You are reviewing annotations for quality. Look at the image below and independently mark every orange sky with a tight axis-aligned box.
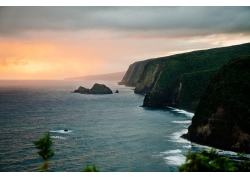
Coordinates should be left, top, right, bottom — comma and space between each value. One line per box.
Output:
1, 7, 250, 80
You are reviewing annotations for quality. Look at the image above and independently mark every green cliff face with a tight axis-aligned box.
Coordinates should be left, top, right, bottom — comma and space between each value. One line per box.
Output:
186, 55, 250, 153
142, 42, 250, 111
134, 59, 165, 94
118, 59, 151, 87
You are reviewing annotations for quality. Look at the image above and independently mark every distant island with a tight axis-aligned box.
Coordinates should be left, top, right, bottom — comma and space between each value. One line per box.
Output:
74, 83, 113, 94
64, 71, 126, 81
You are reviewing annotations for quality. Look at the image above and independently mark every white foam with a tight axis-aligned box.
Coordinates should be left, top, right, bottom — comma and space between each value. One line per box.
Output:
160, 149, 182, 155
171, 120, 191, 124
167, 106, 194, 118
50, 130, 72, 134
164, 154, 186, 166
167, 129, 191, 144
183, 145, 192, 149
51, 136, 66, 139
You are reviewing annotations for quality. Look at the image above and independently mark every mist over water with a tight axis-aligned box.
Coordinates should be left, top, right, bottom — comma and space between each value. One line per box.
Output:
0, 80, 244, 172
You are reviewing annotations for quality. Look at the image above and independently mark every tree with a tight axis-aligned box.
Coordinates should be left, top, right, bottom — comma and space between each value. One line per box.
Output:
179, 148, 250, 172
33, 132, 54, 172
82, 164, 99, 172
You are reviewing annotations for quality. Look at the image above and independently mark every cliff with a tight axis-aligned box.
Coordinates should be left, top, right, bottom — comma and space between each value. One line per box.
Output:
118, 59, 152, 87
185, 55, 250, 153
134, 58, 165, 94
140, 42, 250, 111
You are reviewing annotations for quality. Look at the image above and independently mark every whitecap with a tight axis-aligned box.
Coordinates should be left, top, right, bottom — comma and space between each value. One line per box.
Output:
160, 149, 182, 155
51, 136, 66, 139
171, 120, 191, 124
166, 129, 191, 144
163, 154, 186, 166
183, 145, 192, 149
166, 106, 194, 118
50, 130, 72, 134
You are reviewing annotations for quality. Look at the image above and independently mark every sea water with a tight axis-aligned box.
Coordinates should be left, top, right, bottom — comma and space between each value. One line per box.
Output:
0, 80, 245, 172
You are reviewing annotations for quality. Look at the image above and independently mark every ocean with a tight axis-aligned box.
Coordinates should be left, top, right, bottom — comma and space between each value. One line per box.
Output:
0, 80, 243, 172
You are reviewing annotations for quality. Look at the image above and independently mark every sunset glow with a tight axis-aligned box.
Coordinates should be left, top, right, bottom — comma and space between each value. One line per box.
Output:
1, 6, 250, 80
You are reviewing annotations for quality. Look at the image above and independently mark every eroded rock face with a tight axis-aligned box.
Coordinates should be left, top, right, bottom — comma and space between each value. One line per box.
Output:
185, 55, 250, 153
189, 106, 250, 153
74, 83, 113, 94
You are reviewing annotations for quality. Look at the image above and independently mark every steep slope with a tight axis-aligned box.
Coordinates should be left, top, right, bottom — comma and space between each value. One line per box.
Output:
134, 58, 165, 94
185, 55, 250, 153
141, 42, 250, 111
118, 59, 152, 87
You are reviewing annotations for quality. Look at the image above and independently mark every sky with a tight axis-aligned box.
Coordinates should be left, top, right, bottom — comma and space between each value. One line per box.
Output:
0, 5, 250, 80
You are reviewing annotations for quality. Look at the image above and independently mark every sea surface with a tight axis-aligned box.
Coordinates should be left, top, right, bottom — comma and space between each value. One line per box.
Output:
0, 80, 245, 172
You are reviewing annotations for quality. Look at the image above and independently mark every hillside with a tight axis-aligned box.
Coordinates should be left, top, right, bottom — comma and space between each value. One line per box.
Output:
118, 59, 153, 87
185, 55, 250, 153
129, 42, 250, 112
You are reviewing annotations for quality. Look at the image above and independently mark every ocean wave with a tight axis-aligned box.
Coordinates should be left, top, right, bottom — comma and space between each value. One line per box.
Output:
167, 106, 194, 118
160, 149, 182, 155
182, 145, 192, 149
50, 130, 72, 134
171, 120, 191, 124
163, 154, 186, 166
51, 136, 66, 139
166, 129, 190, 144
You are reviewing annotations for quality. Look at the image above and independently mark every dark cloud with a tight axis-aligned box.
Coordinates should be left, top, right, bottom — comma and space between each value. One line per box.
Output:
0, 7, 250, 38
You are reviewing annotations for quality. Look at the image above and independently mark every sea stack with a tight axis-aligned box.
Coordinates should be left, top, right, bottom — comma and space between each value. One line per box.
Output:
74, 83, 113, 94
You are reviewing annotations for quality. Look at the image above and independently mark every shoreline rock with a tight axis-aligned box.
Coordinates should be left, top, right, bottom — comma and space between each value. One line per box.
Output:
74, 83, 113, 94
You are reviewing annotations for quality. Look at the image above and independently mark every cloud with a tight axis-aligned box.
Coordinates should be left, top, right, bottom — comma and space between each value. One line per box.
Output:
0, 7, 250, 38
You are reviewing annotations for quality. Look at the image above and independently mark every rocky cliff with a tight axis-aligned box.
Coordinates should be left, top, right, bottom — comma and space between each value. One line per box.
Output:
141, 42, 250, 111
134, 58, 165, 94
118, 59, 152, 87
185, 55, 250, 153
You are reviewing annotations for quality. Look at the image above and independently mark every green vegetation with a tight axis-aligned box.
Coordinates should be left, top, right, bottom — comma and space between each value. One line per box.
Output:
119, 60, 151, 87
179, 149, 250, 172
34, 132, 99, 172
179, 69, 219, 111
33, 132, 54, 172
82, 165, 99, 172
134, 59, 165, 94
134, 42, 250, 111
188, 55, 250, 153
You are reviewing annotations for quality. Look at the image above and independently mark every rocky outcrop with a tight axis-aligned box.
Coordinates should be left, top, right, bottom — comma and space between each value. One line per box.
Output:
118, 59, 152, 87
74, 83, 113, 94
74, 86, 90, 93
184, 55, 250, 153
115, 90, 119, 93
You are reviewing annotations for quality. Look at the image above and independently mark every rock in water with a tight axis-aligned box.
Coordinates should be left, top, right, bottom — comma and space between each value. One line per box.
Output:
64, 129, 68, 132
89, 83, 113, 94
115, 90, 119, 93
74, 86, 90, 94
74, 83, 113, 94
185, 55, 250, 153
